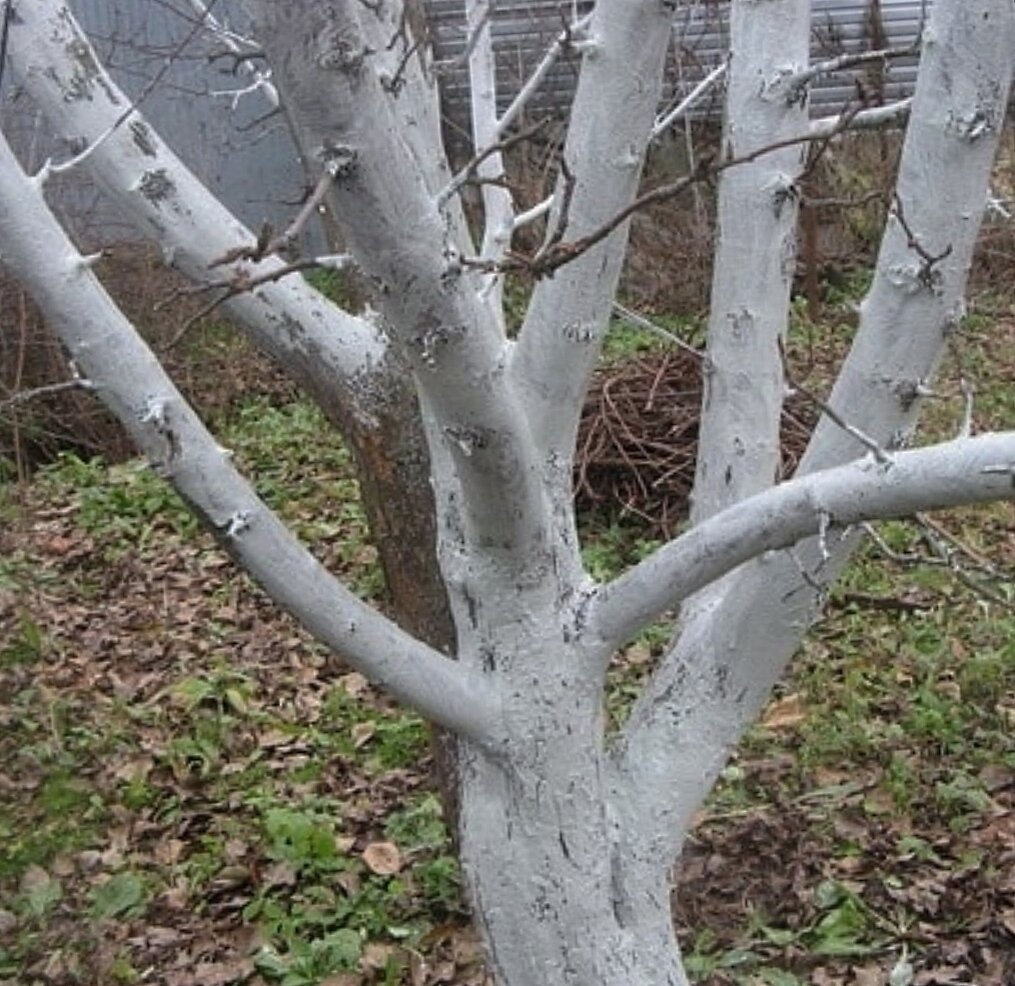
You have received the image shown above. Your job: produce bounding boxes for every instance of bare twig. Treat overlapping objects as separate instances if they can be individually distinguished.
[892,193,954,289]
[439,119,548,206]
[0,378,95,413]
[463,106,878,278]
[165,254,353,349]
[495,11,594,138]
[863,519,1014,610]
[531,158,576,264]
[784,43,920,105]
[809,98,912,139]
[651,60,729,141]
[779,340,891,463]
[34,0,224,182]
[610,303,704,361]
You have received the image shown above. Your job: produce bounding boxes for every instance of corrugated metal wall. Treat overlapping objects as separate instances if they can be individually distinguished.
[431,0,928,142]
[0,1,951,240]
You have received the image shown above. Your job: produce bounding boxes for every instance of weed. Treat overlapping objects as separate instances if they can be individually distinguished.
[89,872,148,920]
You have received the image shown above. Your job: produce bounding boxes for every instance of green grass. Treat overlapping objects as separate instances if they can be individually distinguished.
[1,289,1012,985]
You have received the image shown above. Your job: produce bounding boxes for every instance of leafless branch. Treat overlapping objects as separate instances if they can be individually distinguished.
[863,517,1014,611]
[34,0,224,182]
[651,59,728,141]
[439,119,548,205]
[463,106,880,278]
[809,98,912,139]
[610,303,704,361]
[892,193,954,289]
[779,340,891,464]
[495,10,593,138]
[0,378,95,413]
[165,254,354,349]
[785,43,920,105]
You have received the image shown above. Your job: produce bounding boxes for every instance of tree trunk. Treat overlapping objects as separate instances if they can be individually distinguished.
[453,624,690,986]
[458,753,690,986]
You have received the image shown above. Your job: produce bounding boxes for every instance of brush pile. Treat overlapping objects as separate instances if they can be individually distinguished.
[574,349,815,536]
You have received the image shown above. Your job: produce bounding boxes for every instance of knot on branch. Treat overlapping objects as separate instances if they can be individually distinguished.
[321,143,358,180]
[317,19,371,74]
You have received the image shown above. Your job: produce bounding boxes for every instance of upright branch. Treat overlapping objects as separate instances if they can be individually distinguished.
[612,0,1014,866]
[509,2,675,474]
[690,0,812,525]
[242,0,550,574]
[464,0,514,310]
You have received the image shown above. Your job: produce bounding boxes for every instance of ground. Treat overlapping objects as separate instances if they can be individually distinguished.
[1,295,1013,986]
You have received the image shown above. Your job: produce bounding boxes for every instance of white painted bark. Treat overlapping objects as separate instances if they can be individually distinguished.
[3,2,1013,985]
[9,0,462,652]
[0,129,501,745]
[242,0,550,575]
[509,2,675,463]
[590,432,1015,652]
[6,1,386,409]
[465,0,514,310]
[613,0,1014,869]
[691,0,811,523]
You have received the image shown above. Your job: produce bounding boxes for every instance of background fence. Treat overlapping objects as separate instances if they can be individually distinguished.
[0,0,939,240]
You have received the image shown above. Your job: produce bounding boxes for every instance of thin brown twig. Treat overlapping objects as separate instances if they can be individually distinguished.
[463,106,870,278]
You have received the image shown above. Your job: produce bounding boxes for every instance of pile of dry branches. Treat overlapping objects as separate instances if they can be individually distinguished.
[575,349,815,536]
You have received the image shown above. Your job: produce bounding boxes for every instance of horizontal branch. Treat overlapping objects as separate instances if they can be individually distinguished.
[809,98,912,138]
[470,104,884,279]
[0,378,94,412]
[785,43,919,103]
[0,130,504,748]
[587,432,1015,654]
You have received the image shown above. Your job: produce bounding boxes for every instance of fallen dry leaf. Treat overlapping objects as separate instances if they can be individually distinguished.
[352,721,376,748]
[363,841,402,875]
[760,692,806,730]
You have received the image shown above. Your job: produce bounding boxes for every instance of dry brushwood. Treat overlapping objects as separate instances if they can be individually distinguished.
[575,350,815,535]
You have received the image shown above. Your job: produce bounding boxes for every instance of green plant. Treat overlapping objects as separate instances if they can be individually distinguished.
[89,872,148,920]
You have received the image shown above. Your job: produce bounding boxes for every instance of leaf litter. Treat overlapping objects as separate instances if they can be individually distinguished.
[2,309,1014,986]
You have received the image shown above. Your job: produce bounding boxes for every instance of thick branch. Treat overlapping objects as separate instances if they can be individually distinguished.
[0,131,502,747]
[689,0,811,524]
[8,0,386,395]
[589,434,1015,653]
[613,0,1014,866]
[509,1,675,467]
[13,0,458,662]
[244,0,549,571]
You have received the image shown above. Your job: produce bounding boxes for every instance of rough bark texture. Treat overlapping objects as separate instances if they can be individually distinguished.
[614,0,1015,866]
[9,0,457,742]
[3,2,1013,986]
[691,0,810,523]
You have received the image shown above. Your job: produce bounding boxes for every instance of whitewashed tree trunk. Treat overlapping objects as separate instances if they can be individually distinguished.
[2,2,1013,985]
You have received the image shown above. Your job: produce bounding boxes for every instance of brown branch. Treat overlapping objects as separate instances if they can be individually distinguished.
[892,194,954,289]
[462,107,870,279]
[440,119,549,205]
[164,257,334,350]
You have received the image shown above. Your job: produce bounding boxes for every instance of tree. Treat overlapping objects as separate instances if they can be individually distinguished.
[1,1,1013,983]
